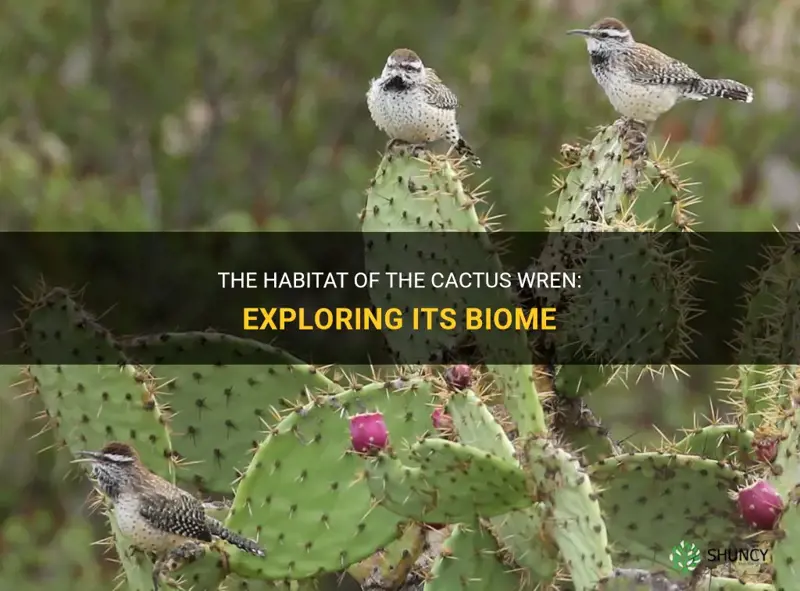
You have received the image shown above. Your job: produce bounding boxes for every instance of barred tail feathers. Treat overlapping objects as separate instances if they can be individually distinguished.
[695,78,753,103]
[454,138,482,168]
[205,517,265,557]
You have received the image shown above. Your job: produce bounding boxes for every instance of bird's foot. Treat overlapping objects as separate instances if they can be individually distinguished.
[124,546,156,564]
[385,138,407,151]
[208,539,232,574]
[386,138,427,158]
[152,542,207,591]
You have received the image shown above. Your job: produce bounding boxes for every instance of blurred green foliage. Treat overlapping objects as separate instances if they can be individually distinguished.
[1,0,798,588]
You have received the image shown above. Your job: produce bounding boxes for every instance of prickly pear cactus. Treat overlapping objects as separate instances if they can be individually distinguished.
[122,331,344,494]
[18,127,792,591]
[361,145,547,438]
[548,120,697,233]
[21,287,174,477]
[425,522,522,591]
[225,378,440,580]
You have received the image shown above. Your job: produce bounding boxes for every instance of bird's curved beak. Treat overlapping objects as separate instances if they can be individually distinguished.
[567,29,591,36]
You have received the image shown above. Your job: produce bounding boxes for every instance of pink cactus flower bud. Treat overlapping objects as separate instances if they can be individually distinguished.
[754,438,778,463]
[431,407,453,430]
[737,480,784,530]
[350,412,388,453]
[445,365,472,390]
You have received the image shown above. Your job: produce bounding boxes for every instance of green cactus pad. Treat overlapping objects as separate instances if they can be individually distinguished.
[733,366,782,430]
[555,365,610,398]
[588,453,745,569]
[361,147,486,233]
[164,554,229,591]
[106,513,158,591]
[523,438,613,590]
[361,148,481,363]
[366,439,532,522]
[552,232,696,365]
[489,505,560,584]
[348,523,426,588]
[733,237,800,364]
[549,123,631,232]
[424,522,522,591]
[224,378,438,580]
[444,390,559,582]
[361,146,537,388]
[772,500,800,591]
[445,390,516,460]
[766,369,800,591]
[551,121,694,232]
[673,425,754,462]
[123,331,342,494]
[484,364,548,437]
[21,288,173,478]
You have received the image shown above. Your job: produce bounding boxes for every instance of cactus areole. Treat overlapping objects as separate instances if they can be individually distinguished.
[737,480,784,530]
[349,412,389,453]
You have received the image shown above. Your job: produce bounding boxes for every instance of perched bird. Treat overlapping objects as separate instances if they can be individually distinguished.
[366,48,481,167]
[75,441,264,590]
[567,17,753,123]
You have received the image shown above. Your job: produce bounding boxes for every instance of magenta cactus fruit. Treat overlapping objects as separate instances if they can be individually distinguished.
[431,407,453,430]
[737,479,784,530]
[445,364,472,390]
[349,412,389,453]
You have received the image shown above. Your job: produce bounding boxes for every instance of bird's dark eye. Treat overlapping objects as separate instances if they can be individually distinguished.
[597,32,609,38]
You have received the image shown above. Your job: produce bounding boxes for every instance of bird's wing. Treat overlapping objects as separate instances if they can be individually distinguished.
[625,44,701,86]
[422,68,459,110]
[138,494,213,542]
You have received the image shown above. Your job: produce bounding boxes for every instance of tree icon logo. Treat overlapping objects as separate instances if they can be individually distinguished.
[670,540,701,573]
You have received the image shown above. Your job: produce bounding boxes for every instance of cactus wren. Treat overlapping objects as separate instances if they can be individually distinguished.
[366,48,481,167]
[75,441,265,590]
[568,17,753,123]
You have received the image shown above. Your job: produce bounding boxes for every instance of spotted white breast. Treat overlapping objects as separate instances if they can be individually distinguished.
[113,493,187,554]
[367,83,453,143]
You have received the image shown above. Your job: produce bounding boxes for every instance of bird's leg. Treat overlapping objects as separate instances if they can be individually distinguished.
[208,539,232,574]
[386,138,427,159]
[385,138,408,151]
[124,545,146,560]
[152,542,207,591]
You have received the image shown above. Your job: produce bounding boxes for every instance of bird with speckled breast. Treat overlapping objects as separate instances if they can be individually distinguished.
[74,441,265,591]
[366,48,481,168]
[568,17,753,124]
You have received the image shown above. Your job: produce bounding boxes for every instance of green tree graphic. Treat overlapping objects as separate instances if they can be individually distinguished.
[670,540,702,573]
